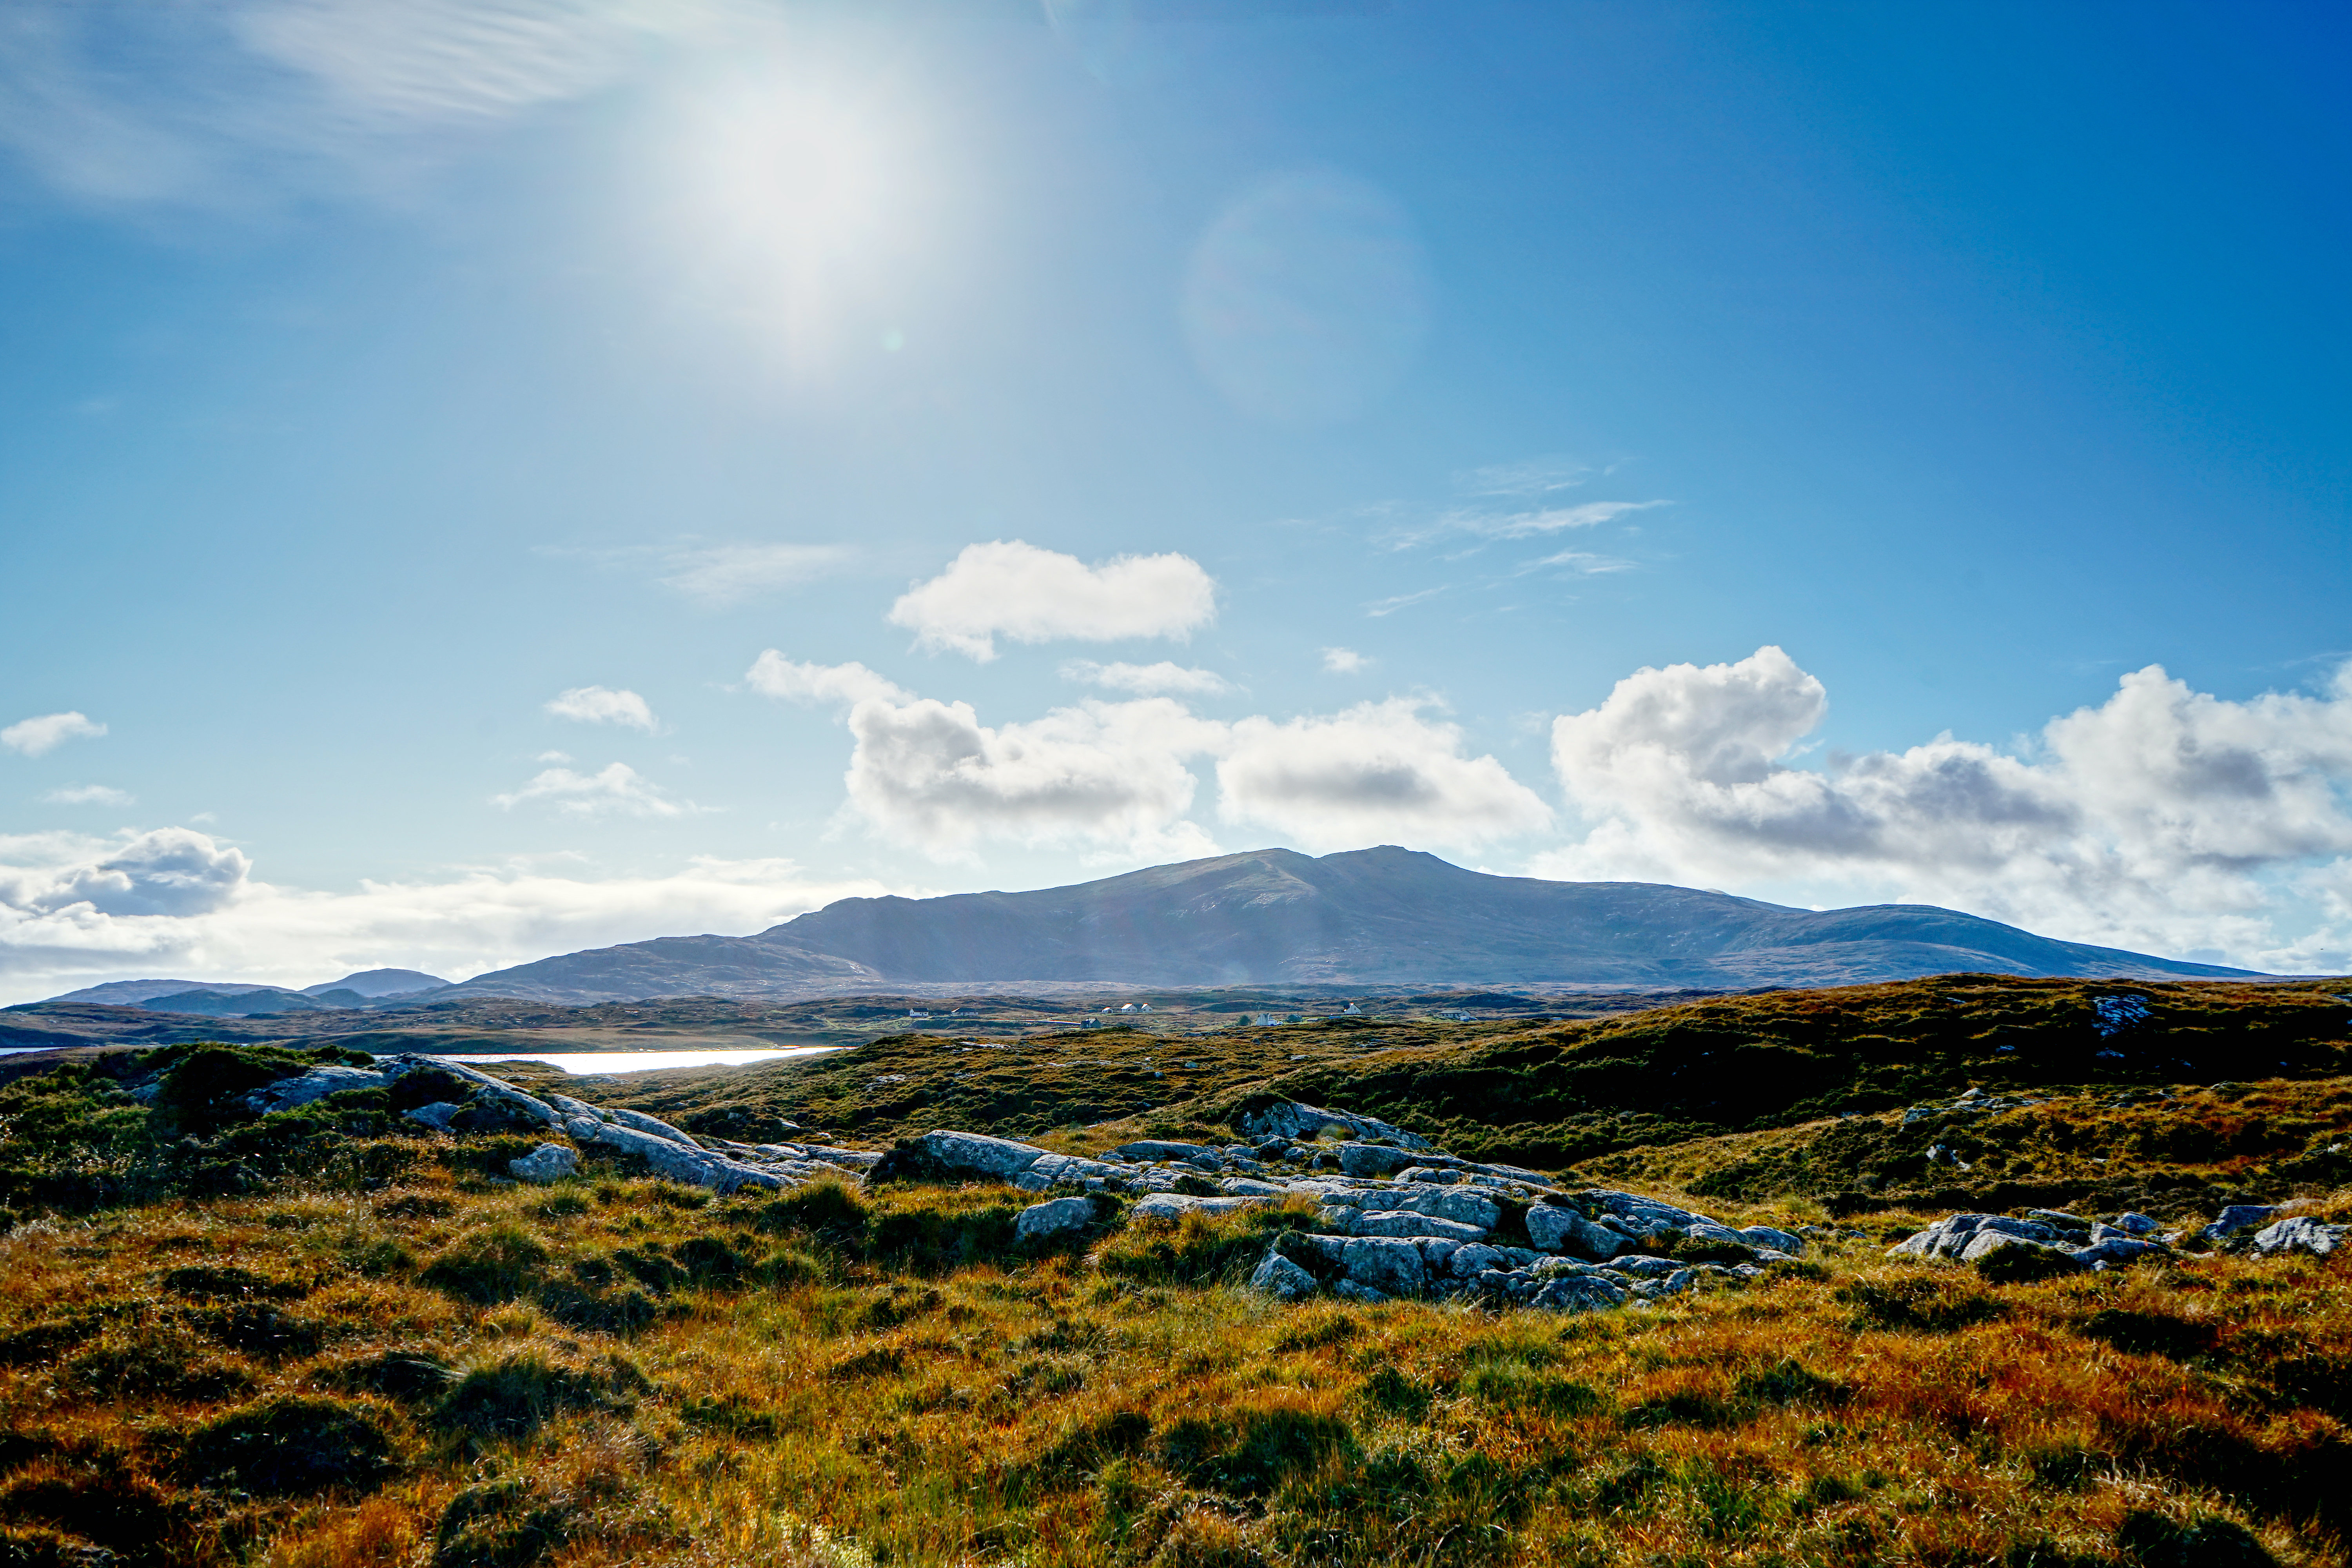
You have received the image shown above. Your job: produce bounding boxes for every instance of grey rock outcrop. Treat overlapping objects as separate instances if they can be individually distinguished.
[510,1143,579,1183]
[1526,1205,1624,1259]
[1016,1197,1095,1242]
[2204,1205,2281,1243]
[2250,1216,2344,1258]
[1234,1098,1434,1151]
[1250,1250,1320,1301]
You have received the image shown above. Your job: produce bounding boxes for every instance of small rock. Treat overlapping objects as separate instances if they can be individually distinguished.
[1340,1237,1427,1297]
[1348,1210,1487,1242]
[1014,1197,1094,1242]
[1114,1140,1216,1163]
[1529,1273,1628,1312]
[1526,1205,1626,1260]
[1598,1254,1683,1279]
[2108,1212,2163,1236]
[2203,1205,2281,1243]
[1250,1250,1319,1301]
[606,1108,703,1149]
[1736,1224,1804,1255]
[1961,1232,2088,1280]
[508,1144,578,1183]
[2249,1216,2345,1258]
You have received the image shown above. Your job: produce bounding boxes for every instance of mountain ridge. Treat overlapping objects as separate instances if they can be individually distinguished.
[413,846,2254,1005]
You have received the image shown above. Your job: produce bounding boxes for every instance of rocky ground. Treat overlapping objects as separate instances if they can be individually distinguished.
[0,987,2348,1568]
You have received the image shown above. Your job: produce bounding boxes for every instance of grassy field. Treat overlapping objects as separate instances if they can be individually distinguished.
[1,976,2347,1567]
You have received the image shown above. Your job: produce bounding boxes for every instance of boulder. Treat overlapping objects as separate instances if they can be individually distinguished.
[2250,1216,2345,1258]
[1114,1140,1216,1163]
[873,1130,1049,1183]
[1235,1099,1434,1151]
[404,1102,465,1131]
[1340,1237,1427,1297]
[1961,1232,2088,1280]
[1016,1152,1127,1192]
[1380,1184,1504,1230]
[2202,1205,2280,1243]
[1599,1254,1683,1280]
[1527,1205,1625,1260]
[241,1065,392,1114]
[1888,1213,2062,1261]
[1332,1280,1390,1304]
[582,1122,788,1194]
[1446,1243,1510,1278]
[508,1144,578,1183]
[606,1108,702,1149]
[1336,1143,1423,1179]
[1250,1250,1320,1302]
[1530,1274,1628,1312]
[2109,1212,2163,1237]
[1015,1197,1094,1242]
[1347,1211,1487,1242]
[2073,1238,2169,1269]
[1736,1224,1804,1255]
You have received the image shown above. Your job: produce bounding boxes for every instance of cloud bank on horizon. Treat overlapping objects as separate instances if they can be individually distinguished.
[10,533,2352,998]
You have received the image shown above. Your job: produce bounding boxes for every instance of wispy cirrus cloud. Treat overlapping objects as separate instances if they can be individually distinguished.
[42,784,135,808]
[0,0,757,211]
[657,543,853,607]
[1450,456,1592,498]
[1364,587,1444,617]
[1513,548,1635,577]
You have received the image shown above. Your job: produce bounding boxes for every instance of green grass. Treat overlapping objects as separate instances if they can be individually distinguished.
[0,985,2348,1567]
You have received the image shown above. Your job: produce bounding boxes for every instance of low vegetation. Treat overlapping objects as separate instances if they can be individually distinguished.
[0,976,2347,1566]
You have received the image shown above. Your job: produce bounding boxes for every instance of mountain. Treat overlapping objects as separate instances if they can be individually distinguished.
[430,846,2258,1004]
[142,987,333,1017]
[299,968,448,998]
[41,979,266,1007]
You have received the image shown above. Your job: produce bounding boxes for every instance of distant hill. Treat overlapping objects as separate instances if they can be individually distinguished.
[428,846,2258,1005]
[142,987,333,1017]
[41,979,263,1007]
[299,968,447,998]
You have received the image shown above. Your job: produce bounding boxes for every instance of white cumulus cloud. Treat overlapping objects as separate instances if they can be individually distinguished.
[744,652,911,708]
[1218,699,1552,853]
[3,711,107,757]
[844,694,1225,862]
[1060,661,1232,697]
[1322,647,1370,673]
[545,686,658,731]
[0,826,893,1005]
[1537,646,2352,968]
[42,785,135,807]
[886,541,1218,662]
[493,762,688,818]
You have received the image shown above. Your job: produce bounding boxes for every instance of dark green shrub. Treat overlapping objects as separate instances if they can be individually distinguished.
[430,1353,641,1441]
[2077,1309,2216,1361]
[434,1479,571,1568]
[1839,1273,2005,1333]
[420,1224,550,1305]
[866,1203,1020,1274]
[176,1396,397,1495]
[331,1351,456,1403]
[1158,1405,1354,1495]
[2116,1511,2277,1568]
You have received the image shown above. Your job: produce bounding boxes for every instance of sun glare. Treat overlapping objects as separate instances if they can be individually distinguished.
[652,67,907,368]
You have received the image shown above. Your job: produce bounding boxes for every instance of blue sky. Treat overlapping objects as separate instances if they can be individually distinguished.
[3,0,2349,1000]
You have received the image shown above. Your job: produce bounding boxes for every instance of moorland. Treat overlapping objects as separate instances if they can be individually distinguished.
[0,973,2347,1568]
